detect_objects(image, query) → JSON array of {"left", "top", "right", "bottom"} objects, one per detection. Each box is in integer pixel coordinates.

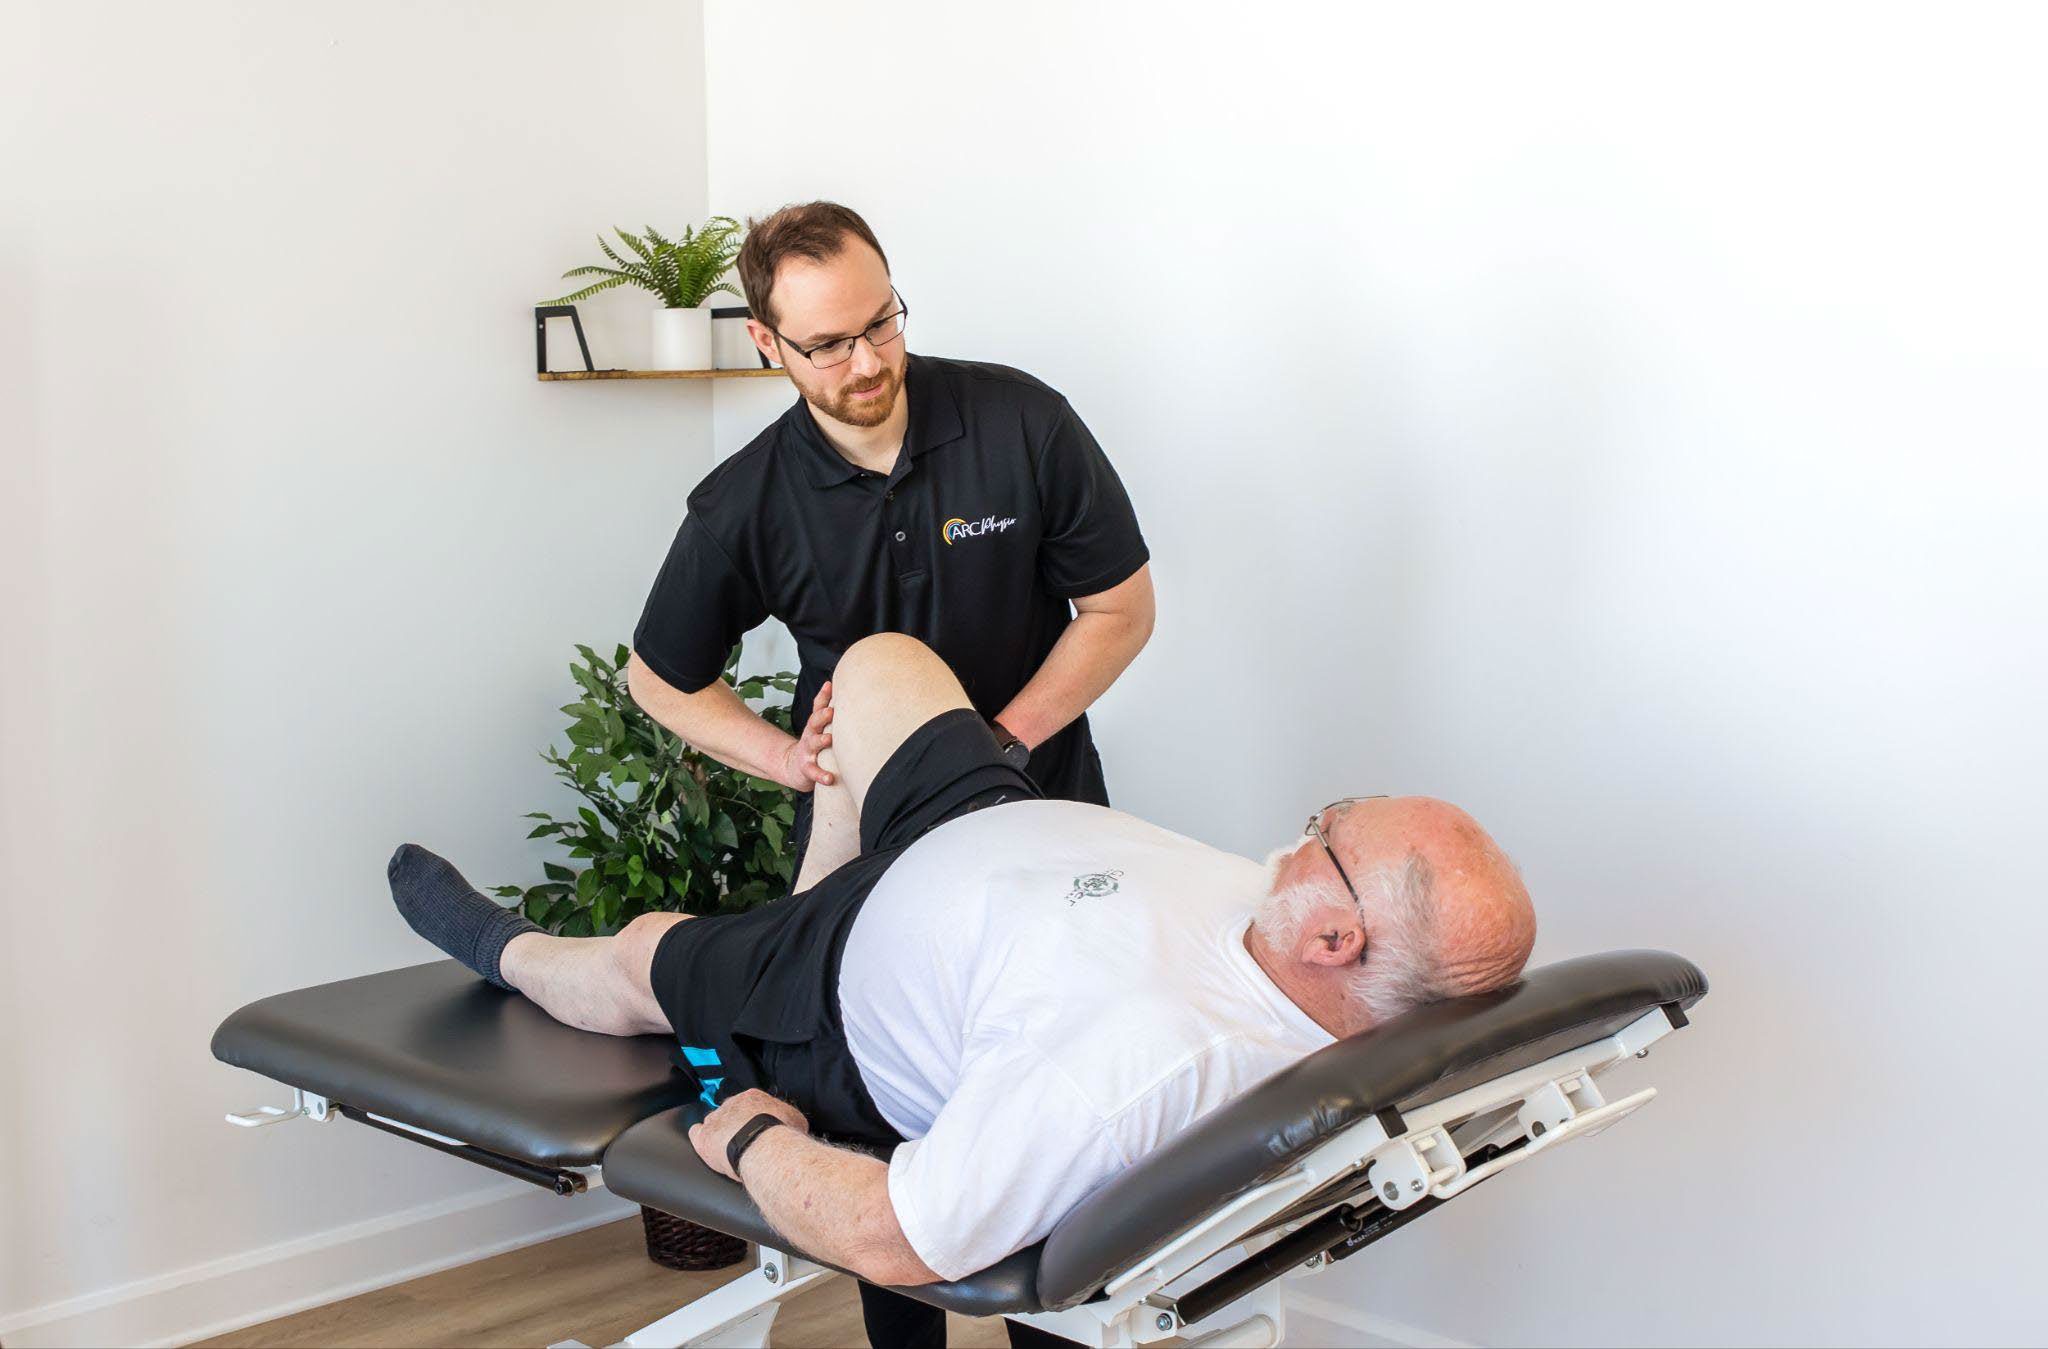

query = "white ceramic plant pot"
[{"left": 651, "top": 306, "right": 712, "bottom": 371}]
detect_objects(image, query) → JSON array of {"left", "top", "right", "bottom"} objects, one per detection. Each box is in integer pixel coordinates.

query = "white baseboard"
[
  {"left": 0, "top": 1178, "right": 636, "bottom": 1349},
  {"left": 0, "top": 1185, "right": 1456, "bottom": 1349},
  {"left": 1280, "top": 1288, "right": 1472, "bottom": 1349}
]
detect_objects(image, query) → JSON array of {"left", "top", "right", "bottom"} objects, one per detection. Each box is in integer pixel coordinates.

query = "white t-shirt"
[{"left": 836, "top": 798, "right": 1333, "bottom": 1282}]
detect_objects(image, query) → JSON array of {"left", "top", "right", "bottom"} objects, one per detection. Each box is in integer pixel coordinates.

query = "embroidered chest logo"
[
  {"left": 1064, "top": 869, "right": 1125, "bottom": 905},
  {"left": 942, "top": 514, "right": 1018, "bottom": 545}
]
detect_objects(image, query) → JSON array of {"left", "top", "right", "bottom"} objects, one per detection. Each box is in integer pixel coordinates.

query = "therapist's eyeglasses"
[
  {"left": 770, "top": 293, "right": 910, "bottom": 369},
  {"left": 1305, "top": 796, "right": 1389, "bottom": 948}
]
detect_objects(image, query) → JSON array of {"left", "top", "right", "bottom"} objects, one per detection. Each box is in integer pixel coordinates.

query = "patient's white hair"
[{"left": 1257, "top": 838, "right": 1451, "bottom": 1024}]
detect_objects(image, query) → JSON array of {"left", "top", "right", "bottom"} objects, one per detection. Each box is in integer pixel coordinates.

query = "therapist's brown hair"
[{"left": 737, "top": 201, "right": 891, "bottom": 331}]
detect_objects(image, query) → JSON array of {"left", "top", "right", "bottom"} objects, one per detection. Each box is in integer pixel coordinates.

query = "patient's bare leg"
[
  {"left": 792, "top": 760, "right": 861, "bottom": 892},
  {"left": 827, "top": 633, "right": 977, "bottom": 806},
  {"left": 387, "top": 843, "right": 679, "bottom": 1036},
  {"left": 497, "top": 913, "right": 683, "bottom": 1037},
  {"left": 789, "top": 636, "right": 975, "bottom": 888}
]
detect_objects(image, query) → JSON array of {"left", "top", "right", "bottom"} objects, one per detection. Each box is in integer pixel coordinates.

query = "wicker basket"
[{"left": 639, "top": 1205, "right": 749, "bottom": 1271}]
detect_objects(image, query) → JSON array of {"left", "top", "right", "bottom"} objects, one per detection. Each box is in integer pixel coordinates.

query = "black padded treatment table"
[{"left": 214, "top": 949, "right": 1707, "bottom": 1347}]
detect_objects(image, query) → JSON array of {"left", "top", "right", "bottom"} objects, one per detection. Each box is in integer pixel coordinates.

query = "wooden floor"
[{"left": 196, "top": 1217, "right": 1010, "bottom": 1348}]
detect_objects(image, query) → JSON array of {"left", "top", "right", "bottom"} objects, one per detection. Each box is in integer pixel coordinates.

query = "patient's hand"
[
  {"left": 778, "top": 681, "right": 836, "bottom": 793},
  {"left": 690, "top": 1088, "right": 811, "bottom": 1181}
]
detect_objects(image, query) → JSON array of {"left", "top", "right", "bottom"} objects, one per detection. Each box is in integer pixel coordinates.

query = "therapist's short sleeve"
[
  {"left": 1032, "top": 399, "right": 1150, "bottom": 600},
  {"left": 886, "top": 1039, "right": 1126, "bottom": 1282},
  {"left": 631, "top": 513, "right": 769, "bottom": 694}
]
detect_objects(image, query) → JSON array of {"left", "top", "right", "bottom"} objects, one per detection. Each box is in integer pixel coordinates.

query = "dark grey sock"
[{"left": 386, "top": 843, "right": 540, "bottom": 991}]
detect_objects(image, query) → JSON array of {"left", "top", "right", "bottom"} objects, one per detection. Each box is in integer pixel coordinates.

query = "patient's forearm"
[{"left": 738, "top": 1127, "right": 940, "bottom": 1286}]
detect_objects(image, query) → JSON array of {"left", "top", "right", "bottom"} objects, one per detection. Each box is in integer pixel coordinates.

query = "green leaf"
[
  {"left": 678, "top": 773, "right": 709, "bottom": 824},
  {"left": 540, "top": 276, "right": 627, "bottom": 306},
  {"left": 614, "top": 227, "right": 655, "bottom": 263},
  {"left": 543, "top": 861, "right": 575, "bottom": 883},
  {"left": 712, "top": 812, "right": 739, "bottom": 850}
]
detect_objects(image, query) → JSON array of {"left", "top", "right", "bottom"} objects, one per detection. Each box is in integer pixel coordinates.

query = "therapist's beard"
[{"left": 816, "top": 365, "right": 901, "bottom": 428}]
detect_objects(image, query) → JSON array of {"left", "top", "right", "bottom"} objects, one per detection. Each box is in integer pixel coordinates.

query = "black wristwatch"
[
  {"left": 990, "top": 719, "right": 1030, "bottom": 769},
  {"left": 725, "top": 1112, "right": 786, "bottom": 1179}
]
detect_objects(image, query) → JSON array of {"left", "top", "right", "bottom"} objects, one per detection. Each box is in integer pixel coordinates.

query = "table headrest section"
[
  {"left": 1033, "top": 948, "right": 1706, "bottom": 1309},
  {"left": 602, "top": 1110, "right": 1047, "bottom": 1317},
  {"left": 211, "top": 960, "right": 693, "bottom": 1167}
]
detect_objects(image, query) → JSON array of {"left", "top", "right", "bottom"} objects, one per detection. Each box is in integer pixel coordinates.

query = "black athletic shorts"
[{"left": 648, "top": 707, "right": 1040, "bottom": 1147}]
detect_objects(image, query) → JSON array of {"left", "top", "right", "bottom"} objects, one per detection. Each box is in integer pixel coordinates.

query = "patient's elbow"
[
  {"left": 867, "top": 1251, "right": 942, "bottom": 1287},
  {"left": 854, "top": 1208, "right": 943, "bottom": 1287}
]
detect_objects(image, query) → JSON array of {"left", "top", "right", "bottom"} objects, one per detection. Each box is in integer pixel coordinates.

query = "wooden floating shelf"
[{"left": 538, "top": 368, "right": 785, "bottom": 382}]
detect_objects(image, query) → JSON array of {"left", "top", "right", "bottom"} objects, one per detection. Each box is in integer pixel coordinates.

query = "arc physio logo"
[{"left": 942, "top": 514, "right": 1018, "bottom": 545}]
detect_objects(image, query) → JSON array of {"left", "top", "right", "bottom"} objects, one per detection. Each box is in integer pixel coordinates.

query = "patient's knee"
[
  {"left": 835, "top": 632, "right": 938, "bottom": 690},
  {"left": 833, "top": 632, "right": 963, "bottom": 711},
  {"left": 612, "top": 912, "right": 684, "bottom": 988}
]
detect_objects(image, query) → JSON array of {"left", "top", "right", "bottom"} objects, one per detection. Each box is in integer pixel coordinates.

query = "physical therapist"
[{"left": 627, "top": 201, "right": 1155, "bottom": 895}]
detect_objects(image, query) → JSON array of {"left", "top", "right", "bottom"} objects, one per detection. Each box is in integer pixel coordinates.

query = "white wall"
[
  {"left": 0, "top": 3, "right": 712, "bottom": 1343},
  {"left": 704, "top": 4, "right": 2047, "bottom": 1345}
]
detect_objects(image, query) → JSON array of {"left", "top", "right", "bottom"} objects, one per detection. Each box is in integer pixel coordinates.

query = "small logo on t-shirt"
[
  {"left": 1065, "top": 869, "right": 1124, "bottom": 905},
  {"left": 942, "top": 514, "right": 1018, "bottom": 545}
]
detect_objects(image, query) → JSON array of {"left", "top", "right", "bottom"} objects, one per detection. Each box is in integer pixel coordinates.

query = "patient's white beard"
[
  {"left": 1252, "top": 834, "right": 1327, "bottom": 954},
  {"left": 1254, "top": 836, "right": 1433, "bottom": 1030}
]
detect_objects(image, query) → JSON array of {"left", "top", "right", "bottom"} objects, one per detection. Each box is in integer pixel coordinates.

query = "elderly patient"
[{"left": 387, "top": 634, "right": 1535, "bottom": 1289}]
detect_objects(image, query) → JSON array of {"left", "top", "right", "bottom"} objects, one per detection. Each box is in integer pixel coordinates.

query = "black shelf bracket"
[{"left": 535, "top": 304, "right": 596, "bottom": 375}]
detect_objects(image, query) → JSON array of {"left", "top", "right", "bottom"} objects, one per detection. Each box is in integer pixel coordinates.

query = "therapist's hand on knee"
[
  {"left": 690, "top": 1089, "right": 811, "bottom": 1181},
  {"left": 779, "top": 682, "right": 837, "bottom": 792}
]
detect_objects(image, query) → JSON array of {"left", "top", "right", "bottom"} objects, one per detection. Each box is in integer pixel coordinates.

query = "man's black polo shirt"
[{"left": 632, "top": 353, "right": 1149, "bottom": 854}]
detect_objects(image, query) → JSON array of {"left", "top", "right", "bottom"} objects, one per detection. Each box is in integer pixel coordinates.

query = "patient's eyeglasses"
[{"left": 1305, "top": 796, "right": 1389, "bottom": 956}]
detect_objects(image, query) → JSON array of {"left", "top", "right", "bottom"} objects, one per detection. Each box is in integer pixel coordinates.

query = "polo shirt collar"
[{"left": 787, "top": 354, "right": 965, "bottom": 489}]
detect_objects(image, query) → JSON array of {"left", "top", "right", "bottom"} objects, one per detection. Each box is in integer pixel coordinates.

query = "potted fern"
[{"left": 545, "top": 217, "right": 745, "bottom": 371}]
